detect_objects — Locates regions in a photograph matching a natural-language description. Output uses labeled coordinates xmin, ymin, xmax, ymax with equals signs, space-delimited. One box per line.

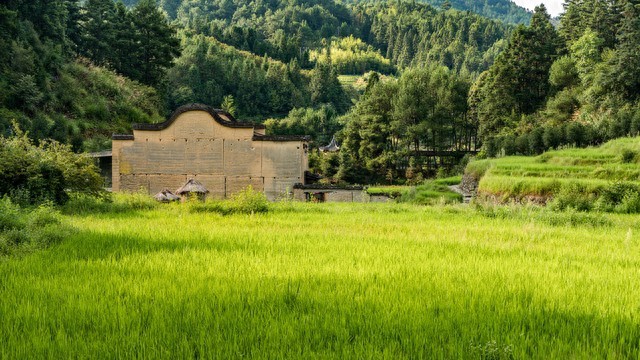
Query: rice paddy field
xmin=1 ymin=201 xmax=640 ymax=358
xmin=467 ymin=137 xmax=640 ymax=210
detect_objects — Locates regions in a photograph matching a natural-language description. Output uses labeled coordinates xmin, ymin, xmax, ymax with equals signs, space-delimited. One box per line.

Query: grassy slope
xmin=1 ymin=202 xmax=639 ymax=358
xmin=367 ymin=176 xmax=463 ymax=204
xmin=467 ymin=137 xmax=640 ymax=202
xmin=1 ymin=60 xmax=163 ymax=152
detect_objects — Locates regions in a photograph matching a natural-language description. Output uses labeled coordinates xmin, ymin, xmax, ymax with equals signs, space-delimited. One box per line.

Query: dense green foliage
xmin=0 ymin=128 xmax=104 ymax=205
xmin=309 ymin=36 xmax=394 ymax=75
xmin=337 ymin=66 xmax=474 ymax=183
xmin=467 ymin=136 xmax=640 ymax=212
xmin=265 ymin=105 xmax=340 ymax=148
xmin=166 ymin=35 xmax=312 ymax=117
xmin=147 ymin=0 xmax=511 ymax=75
xmin=367 ymin=176 xmax=463 ymax=204
xmin=0 ymin=198 xmax=71 ymax=258
xmin=472 ymin=1 xmax=640 ymax=158
xmin=1 ymin=201 xmax=639 ymax=357
xmin=78 ymin=0 xmax=181 ymax=87
xmin=471 ymin=5 xmax=560 ymax=140
xmin=0 ymin=0 xmax=513 ymax=157
xmin=352 ymin=2 xmax=510 ymax=74
xmin=422 ymin=0 xmax=532 ymax=24
xmin=0 ymin=0 xmax=173 ymax=149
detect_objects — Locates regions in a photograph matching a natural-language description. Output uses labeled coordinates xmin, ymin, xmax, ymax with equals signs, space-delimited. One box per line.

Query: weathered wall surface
xmin=113 ymin=110 xmax=306 ymax=200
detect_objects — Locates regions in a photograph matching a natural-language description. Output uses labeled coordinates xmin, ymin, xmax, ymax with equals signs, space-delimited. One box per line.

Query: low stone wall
xmin=369 ymin=195 xmax=392 ymax=203
xmin=293 ymin=185 xmax=366 ymax=203
xmin=460 ymin=172 xmax=479 ymax=196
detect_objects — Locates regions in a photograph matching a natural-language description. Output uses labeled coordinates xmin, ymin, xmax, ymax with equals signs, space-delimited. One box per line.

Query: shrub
xmin=190 ymin=186 xmax=269 ymax=215
xmin=528 ymin=127 xmax=545 ymax=154
xmin=543 ymin=126 xmax=563 ymax=150
xmin=229 ymin=186 xmax=269 ymax=214
xmin=0 ymin=124 xmax=104 ymax=205
xmin=620 ymin=148 xmax=637 ymax=163
xmin=63 ymin=192 xmax=158 ymax=215
xmin=565 ymin=122 xmax=586 ymax=147
xmin=0 ymin=197 xmax=24 ymax=231
xmin=113 ymin=192 xmax=159 ymax=212
xmin=398 ymin=181 xmax=462 ymax=205
xmin=548 ymin=182 xmax=594 ymax=212
xmin=62 ymin=193 xmax=111 ymax=214
xmin=601 ymin=181 xmax=638 ymax=205
xmin=614 ymin=189 xmax=640 ymax=214
xmin=0 ymin=198 xmax=70 ymax=257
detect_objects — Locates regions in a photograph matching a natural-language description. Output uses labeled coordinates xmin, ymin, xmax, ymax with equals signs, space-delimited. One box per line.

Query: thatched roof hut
xmin=153 ymin=189 xmax=181 ymax=203
xmin=176 ymin=178 xmax=209 ymax=201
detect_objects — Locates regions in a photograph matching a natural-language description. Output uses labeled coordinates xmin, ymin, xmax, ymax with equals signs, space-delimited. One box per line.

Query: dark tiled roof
xmin=252 ymin=134 xmax=311 ymax=142
xmin=319 ymin=136 xmax=340 ymax=152
xmin=132 ymin=103 xmax=265 ymax=131
xmin=112 ymin=134 xmax=134 ymax=140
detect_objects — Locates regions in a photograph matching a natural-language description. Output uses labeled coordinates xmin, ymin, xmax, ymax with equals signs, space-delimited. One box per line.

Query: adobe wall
xmin=113 ymin=110 xmax=306 ymax=200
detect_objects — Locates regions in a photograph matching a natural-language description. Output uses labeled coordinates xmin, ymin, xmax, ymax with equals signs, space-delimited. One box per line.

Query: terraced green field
xmin=467 ymin=137 xmax=640 ymax=211
xmin=1 ymin=201 xmax=639 ymax=358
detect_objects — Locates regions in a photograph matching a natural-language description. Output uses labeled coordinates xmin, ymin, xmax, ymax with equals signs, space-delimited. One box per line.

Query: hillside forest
xmin=1 ymin=0 xmax=640 ymax=188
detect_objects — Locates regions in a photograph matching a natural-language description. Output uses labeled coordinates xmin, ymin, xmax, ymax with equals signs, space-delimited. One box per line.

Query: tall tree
xmin=471 ymin=5 xmax=559 ymax=139
xmin=79 ymin=0 xmax=117 ymax=66
xmin=614 ymin=0 xmax=640 ymax=100
xmin=310 ymin=41 xmax=349 ymax=112
xmin=128 ymin=0 xmax=181 ymax=87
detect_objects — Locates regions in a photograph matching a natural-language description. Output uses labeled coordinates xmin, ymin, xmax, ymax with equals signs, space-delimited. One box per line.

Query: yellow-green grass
xmin=468 ymin=137 xmax=640 ymax=204
xmin=367 ymin=177 xmax=462 ymax=204
xmin=1 ymin=202 xmax=639 ymax=358
xmin=338 ymin=74 xmax=360 ymax=86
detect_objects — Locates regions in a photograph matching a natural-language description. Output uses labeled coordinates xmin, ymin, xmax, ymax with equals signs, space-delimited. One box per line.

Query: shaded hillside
xmin=122 ymin=0 xmax=532 ymax=25
xmin=1 ymin=59 xmax=163 ymax=152
xmin=122 ymin=0 xmax=511 ymax=75
xmin=0 ymin=2 xmax=165 ymax=151
xmin=425 ymin=0 xmax=531 ymax=24
xmin=166 ymin=35 xmax=314 ymax=118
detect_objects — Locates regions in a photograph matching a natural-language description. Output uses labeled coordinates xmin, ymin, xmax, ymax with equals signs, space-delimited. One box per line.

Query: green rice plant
xmin=1 ymin=203 xmax=639 ymax=358
xmin=468 ymin=137 xmax=640 ymax=212
xmin=190 ymin=186 xmax=269 ymax=215
xmin=398 ymin=180 xmax=462 ymax=205
xmin=365 ymin=186 xmax=407 ymax=198
xmin=229 ymin=186 xmax=269 ymax=214
xmin=0 ymin=199 xmax=71 ymax=257
xmin=433 ymin=175 xmax=462 ymax=186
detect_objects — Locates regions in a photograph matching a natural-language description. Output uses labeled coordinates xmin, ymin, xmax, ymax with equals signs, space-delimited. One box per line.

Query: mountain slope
xmin=426 ymin=0 xmax=531 ymax=24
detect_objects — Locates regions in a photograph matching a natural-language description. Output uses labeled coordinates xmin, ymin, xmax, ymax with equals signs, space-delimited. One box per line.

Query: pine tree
xmin=129 ymin=0 xmax=181 ymax=87
xmin=79 ymin=0 xmax=117 ymax=66
xmin=614 ymin=0 xmax=640 ymax=100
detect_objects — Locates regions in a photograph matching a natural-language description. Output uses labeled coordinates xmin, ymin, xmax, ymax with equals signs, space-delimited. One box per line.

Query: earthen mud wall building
xmin=112 ymin=104 xmax=309 ymax=200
